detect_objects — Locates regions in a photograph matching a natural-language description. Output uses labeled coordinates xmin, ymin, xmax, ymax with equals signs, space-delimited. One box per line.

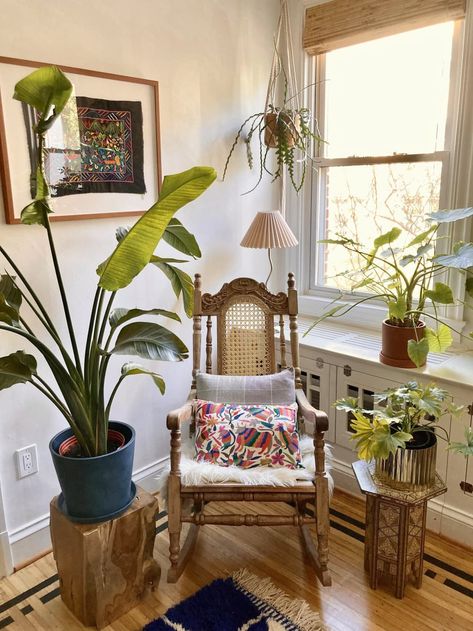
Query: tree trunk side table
xmin=352 ymin=460 xmax=447 ymax=599
xmin=50 ymin=486 xmax=161 ymax=629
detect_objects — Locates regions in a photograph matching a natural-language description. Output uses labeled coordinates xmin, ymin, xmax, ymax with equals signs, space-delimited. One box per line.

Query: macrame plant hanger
xmin=264 ymin=0 xmax=300 ymax=217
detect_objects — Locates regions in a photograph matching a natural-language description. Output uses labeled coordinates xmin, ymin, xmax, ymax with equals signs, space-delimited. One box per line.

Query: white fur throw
xmin=157 ymin=434 xmax=333 ymax=504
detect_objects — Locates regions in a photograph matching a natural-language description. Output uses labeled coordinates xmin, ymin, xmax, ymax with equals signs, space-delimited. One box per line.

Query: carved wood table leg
xmin=50 ymin=487 xmax=160 ymax=629
xmin=353 ymin=460 xmax=447 ymax=600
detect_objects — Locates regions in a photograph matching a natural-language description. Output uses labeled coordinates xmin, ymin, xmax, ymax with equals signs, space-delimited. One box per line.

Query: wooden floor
xmin=0 ymin=489 xmax=472 ymax=630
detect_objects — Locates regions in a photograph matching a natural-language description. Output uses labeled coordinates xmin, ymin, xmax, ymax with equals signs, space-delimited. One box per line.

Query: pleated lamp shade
xmin=240 ymin=211 xmax=298 ymax=249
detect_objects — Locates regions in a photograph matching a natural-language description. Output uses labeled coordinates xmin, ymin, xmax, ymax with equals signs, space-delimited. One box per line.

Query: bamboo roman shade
xmin=303 ymin=0 xmax=466 ymax=55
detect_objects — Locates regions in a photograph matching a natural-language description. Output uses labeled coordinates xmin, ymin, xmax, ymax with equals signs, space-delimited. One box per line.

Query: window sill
xmin=298 ymin=293 xmax=467 ymax=339
xmin=296 ymin=315 xmax=473 ymax=389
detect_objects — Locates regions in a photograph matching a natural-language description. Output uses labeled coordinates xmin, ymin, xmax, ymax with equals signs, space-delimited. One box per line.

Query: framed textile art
xmin=0 ymin=56 xmax=161 ymax=223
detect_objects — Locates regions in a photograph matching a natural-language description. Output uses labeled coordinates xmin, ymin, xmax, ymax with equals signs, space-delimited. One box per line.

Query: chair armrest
xmin=166 ymin=390 xmax=196 ymax=430
xmin=296 ymin=389 xmax=329 ymax=433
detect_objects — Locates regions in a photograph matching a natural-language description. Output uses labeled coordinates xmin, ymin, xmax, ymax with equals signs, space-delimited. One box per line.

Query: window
xmin=311 ymin=22 xmax=458 ymax=294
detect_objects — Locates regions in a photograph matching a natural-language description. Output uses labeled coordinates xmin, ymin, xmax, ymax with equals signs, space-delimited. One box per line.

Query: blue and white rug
xmin=143 ymin=569 xmax=326 ymax=631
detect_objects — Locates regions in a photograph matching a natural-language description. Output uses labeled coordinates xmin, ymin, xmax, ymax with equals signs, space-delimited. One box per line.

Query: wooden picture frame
xmin=0 ymin=56 xmax=161 ymax=223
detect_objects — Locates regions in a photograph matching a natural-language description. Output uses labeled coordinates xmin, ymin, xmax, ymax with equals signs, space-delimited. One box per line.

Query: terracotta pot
xmin=375 ymin=429 xmax=437 ymax=490
xmin=264 ymin=112 xmax=301 ymax=148
xmin=379 ymin=319 xmax=426 ymax=368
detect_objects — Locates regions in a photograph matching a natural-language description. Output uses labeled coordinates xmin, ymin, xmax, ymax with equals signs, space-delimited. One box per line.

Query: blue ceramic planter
xmin=49 ymin=421 xmax=136 ymax=523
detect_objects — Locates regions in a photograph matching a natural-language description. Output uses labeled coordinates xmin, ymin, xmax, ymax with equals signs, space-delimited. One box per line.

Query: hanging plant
xmin=222 ymin=0 xmax=323 ymax=194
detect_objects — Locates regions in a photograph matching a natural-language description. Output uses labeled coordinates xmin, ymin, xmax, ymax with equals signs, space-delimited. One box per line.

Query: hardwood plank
xmin=0 ymin=490 xmax=471 ymax=630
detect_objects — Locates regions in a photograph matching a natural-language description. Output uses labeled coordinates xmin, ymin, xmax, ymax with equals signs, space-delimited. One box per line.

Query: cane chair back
xmin=191 ymin=274 xmax=302 ymax=387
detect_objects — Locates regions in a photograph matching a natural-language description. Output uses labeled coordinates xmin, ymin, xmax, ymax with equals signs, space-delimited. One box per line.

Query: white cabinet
xmin=299 ymin=351 xmax=336 ymax=443
xmin=292 ymin=320 xmax=473 ymax=545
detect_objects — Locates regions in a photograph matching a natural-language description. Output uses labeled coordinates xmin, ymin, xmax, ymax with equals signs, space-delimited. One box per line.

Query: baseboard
xmin=330 ymin=457 xmax=361 ymax=496
xmin=132 ymin=455 xmax=169 ymax=493
xmin=0 ymin=528 xmax=13 ymax=578
xmin=331 ymin=458 xmax=473 ymax=542
xmin=436 ymin=500 xmax=473 ymax=542
xmin=7 ymin=456 xmax=170 ymax=571
xmin=9 ymin=517 xmax=51 ymax=570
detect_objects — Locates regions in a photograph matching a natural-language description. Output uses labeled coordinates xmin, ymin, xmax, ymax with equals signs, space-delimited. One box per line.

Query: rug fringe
xmin=232 ymin=568 xmax=327 ymax=631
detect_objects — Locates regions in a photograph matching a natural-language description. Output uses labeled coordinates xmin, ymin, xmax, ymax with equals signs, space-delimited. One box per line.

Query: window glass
xmin=323 ymin=162 xmax=442 ymax=289
xmin=314 ymin=22 xmax=455 ymax=292
xmin=324 ymin=23 xmax=453 ymax=158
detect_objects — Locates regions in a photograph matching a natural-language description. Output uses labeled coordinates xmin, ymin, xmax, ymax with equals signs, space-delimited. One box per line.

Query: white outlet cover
xmin=15 ymin=445 xmax=39 ymax=479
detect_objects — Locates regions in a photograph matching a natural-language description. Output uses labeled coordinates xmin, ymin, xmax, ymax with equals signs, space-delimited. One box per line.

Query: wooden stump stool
xmin=50 ymin=486 xmax=160 ymax=629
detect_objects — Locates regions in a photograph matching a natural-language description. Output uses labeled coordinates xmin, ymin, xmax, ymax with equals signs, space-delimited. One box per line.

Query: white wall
xmin=0 ymin=0 xmax=281 ymax=567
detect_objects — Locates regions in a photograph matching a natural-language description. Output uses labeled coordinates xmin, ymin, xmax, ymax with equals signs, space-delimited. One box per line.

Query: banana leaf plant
xmin=308 ymin=206 xmax=473 ymax=367
xmin=0 ymin=65 xmax=216 ymax=457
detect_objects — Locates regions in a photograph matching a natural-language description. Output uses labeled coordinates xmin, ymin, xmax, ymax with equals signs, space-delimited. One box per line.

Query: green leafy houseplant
xmin=335 ymin=381 xmax=472 ymax=462
xmin=222 ymin=102 xmax=322 ymax=194
xmin=311 ymin=206 xmax=473 ymax=367
xmin=0 ymin=65 xmax=217 ymax=459
xmin=222 ymin=0 xmax=322 ymax=194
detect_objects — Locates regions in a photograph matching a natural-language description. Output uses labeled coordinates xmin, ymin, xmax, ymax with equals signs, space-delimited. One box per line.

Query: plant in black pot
xmin=0 ymin=65 xmax=216 ymax=522
xmin=335 ymin=381 xmax=471 ymax=489
xmin=309 ymin=207 xmax=473 ymax=368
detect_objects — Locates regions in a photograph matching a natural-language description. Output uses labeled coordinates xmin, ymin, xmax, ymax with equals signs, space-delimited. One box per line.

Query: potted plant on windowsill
xmin=335 ymin=381 xmax=472 ymax=489
xmin=0 ymin=65 xmax=216 ymax=523
xmin=309 ymin=207 xmax=473 ymax=368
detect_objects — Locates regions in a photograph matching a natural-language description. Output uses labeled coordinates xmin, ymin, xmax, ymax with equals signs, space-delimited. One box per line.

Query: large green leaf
xmin=0 ymin=275 xmax=21 ymax=311
xmin=425 ymin=325 xmax=453 ymax=353
xmin=428 ymin=207 xmax=473 ymax=223
xmin=97 ymin=166 xmax=216 ymax=291
xmin=0 ymin=296 xmax=19 ymax=326
xmin=0 ymin=351 xmax=37 ymax=390
xmin=435 ymin=243 xmax=473 ymax=269
xmin=407 ymin=337 xmax=429 ymax=367
xmin=110 ymin=321 xmax=189 ymax=361
xmin=0 ymin=276 xmax=21 ymax=325
xmin=449 ymin=427 xmax=473 ymax=457
xmin=373 ymin=228 xmax=402 ymax=249
xmin=163 ymin=218 xmax=201 ymax=258
xmin=35 ymin=167 xmax=50 ymax=199
xmin=349 ymin=412 xmax=412 ymax=461
xmin=151 ymin=257 xmax=194 ymax=318
xmin=388 ymin=296 xmax=407 ymax=321
xmin=13 ymin=65 xmax=72 ymax=131
xmin=406 ymin=226 xmax=437 ymax=248
xmin=109 ymin=307 xmax=181 ymax=329
xmin=20 ymin=199 xmax=52 ymax=227
xmin=120 ymin=362 xmax=165 ymax=394
xmin=350 ymin=278 xmax=375 ymax=291
xmin=424 ymin=282 xmax=454 ymax=305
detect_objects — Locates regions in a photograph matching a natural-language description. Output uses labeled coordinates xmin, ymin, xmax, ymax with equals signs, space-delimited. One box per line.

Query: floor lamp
xmin=240 ymin=211 xmax=298 ymax=286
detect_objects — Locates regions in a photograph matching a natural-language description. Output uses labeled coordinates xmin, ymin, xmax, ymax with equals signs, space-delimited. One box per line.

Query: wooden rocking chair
xmin=166 ymin=274 xmax=331 ymax=586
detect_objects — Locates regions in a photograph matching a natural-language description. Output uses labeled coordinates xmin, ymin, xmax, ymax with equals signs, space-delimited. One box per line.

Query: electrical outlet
xmin=15 ymin=445 xmax=38 ymax=479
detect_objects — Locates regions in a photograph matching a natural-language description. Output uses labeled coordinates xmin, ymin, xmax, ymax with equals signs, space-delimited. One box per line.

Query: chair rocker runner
xmin=165 ymin=273 xmax=331 ymax=586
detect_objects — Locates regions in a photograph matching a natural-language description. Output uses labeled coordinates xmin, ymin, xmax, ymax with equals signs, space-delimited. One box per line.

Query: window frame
xmin=287 ymin=18 xmax=470 ymax=332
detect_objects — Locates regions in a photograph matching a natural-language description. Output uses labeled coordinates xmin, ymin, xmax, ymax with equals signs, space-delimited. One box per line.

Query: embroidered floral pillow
xmin=194 ymin=400 xmax=301 ymax=469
